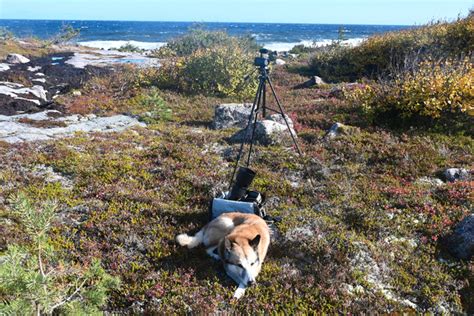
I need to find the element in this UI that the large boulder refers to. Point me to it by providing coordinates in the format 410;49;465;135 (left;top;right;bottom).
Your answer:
212;103;252;130
230;114;297;146
6;53;30;64
443;168;470;183
444;214;474;260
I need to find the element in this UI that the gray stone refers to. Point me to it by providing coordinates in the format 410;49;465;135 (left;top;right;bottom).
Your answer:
325;122;360;139
6;53;30;64
266;113;294;129
212;103;252;130
230;115;296;146
443;168;470;183
0;63;10;72
0;82;48;105
415;177;444;187
445;214;474;260
32;164;73;189
27;66;41;72
65;50;160;69
0;110;146;144
294;76;325;89
275;58;286;65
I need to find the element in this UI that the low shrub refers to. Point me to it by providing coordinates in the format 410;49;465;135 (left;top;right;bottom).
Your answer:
126;87;173;123
152;27;258;58
309;15;474;82
152;41;257;98
346;57;474;127
143;28;259;98
117;43;144;53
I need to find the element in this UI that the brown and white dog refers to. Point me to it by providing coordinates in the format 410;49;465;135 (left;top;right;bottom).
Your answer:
176;212;270;298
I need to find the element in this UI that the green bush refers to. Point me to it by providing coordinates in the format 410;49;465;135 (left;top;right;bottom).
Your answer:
309;15;474;82
0;194;120;315
127;87;173;123
155;42;256;98
346;57;474;126
152;27;259;58
117;43;144;53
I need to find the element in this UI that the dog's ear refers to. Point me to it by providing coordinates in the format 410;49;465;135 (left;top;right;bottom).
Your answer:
249;234;260;249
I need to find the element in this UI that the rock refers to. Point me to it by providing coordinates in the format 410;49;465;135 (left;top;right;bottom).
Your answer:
65;51;160;69
0;82;51;114
325;122;360;139
32;164;73;189
415;177;444;187
6;53;30;64
275;58;286;65
444;214;474;260
0;63;10;71
0;110;146;143
212;103;252;130
350;242;418;310
230;114;297;146
266;113;294;129
443;168;470;183
0;82;48;103
27;66;41;72
294;76;325;89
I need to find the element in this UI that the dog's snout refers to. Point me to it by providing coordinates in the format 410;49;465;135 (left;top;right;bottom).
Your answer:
247;280;256;287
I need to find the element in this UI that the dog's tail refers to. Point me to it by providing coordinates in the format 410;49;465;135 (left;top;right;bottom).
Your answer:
176;230;204;248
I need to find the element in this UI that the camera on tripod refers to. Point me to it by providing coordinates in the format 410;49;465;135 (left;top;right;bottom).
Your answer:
209;47;310;222
254;48;277;68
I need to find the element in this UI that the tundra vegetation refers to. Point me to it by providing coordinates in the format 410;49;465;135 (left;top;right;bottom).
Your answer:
0;18;473;314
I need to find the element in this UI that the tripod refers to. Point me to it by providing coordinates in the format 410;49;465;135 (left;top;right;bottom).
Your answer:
228;50;308;190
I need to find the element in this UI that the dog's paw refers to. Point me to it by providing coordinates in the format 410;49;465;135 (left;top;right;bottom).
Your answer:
233;284;246;299
176;234;193;247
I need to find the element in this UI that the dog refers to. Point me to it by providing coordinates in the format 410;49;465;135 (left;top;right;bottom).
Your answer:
176;212;270;299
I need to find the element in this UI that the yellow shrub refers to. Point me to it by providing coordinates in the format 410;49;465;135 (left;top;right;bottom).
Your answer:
347;57;474;122
310;15;474;82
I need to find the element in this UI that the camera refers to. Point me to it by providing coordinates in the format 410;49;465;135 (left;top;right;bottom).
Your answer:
210;167;265;220
254;48;277;68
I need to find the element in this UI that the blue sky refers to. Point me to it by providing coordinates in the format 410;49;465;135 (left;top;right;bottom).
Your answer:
0;0;472;25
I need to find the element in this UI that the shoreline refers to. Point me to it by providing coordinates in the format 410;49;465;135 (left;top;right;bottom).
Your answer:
77;37;366;52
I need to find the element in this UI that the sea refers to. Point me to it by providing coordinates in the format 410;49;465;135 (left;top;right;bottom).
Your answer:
0;19;411;51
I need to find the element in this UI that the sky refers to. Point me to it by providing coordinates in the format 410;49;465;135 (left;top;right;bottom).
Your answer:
0;0;472;25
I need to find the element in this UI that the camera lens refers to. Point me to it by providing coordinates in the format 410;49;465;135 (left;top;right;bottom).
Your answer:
228;167;256;200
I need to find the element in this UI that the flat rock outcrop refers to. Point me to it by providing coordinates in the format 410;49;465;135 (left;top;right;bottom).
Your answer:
0;110;145;143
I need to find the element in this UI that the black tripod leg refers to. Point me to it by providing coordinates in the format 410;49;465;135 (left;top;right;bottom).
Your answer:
246;84;263;166
228;79;263;190
266;76;316;188
266;76;303;156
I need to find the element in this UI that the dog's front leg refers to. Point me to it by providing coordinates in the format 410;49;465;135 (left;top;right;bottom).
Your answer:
233;283;247;299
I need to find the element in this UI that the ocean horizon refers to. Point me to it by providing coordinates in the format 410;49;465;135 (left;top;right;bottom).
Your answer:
0;19;412;51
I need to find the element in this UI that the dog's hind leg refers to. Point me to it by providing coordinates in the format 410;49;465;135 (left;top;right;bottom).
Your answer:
176;229;204;248
206;246;220;260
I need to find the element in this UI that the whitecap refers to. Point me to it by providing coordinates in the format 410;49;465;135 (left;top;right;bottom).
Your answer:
77;40;167;50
